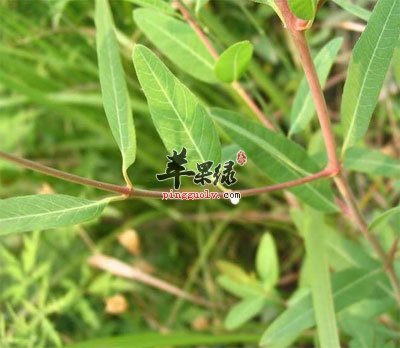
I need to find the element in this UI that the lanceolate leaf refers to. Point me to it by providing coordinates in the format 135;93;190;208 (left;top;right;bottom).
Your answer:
290;38;343;135
256;233;279;289
211;108;337;212
133;45;221;170
331;0;371;21
125;0;174;14
0;195;107;235
95;0;136;180
224;296;267;330
195;0;209;14
65;332;258;348
133;9;217;83
344;147;400;178
341;0;400;155
369;206;400;230
260;268;384;347
214;41;254;83
302;209;340;348
288;0;318;20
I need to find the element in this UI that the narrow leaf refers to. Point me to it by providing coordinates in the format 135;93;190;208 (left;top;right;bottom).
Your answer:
341;0;400;154
344;147;400;178
288;0;317;20
65;332;258;348
331;0;371;21
0;195;107;235
133;45;221;169
393;44;400;84
260;268;384;347
125;0;174;14
211;108;337;212
133;9;217;83
224;296;267;330
214;41;253;83
195;0;209;14
290;38;343;135
303;209;340;348
369;206;400;230
256;233;279;289
95;0;136;181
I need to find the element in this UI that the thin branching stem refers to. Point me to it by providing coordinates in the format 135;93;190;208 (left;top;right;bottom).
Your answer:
0;150;332;199
275;0;400;305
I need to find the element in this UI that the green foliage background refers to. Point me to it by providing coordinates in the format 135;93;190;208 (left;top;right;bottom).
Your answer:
0;0;399;347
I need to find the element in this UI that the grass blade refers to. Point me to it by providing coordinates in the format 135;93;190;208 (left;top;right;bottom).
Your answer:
260;268;384;347
95;0;136;184
341;0;400;155
303;209;340;348
0;195;107;235
65;332;258;348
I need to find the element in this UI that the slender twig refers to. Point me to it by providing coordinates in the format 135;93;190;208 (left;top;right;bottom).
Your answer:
0;150;333;199
0;150;132;196
275;0;339;174
88;254;213;308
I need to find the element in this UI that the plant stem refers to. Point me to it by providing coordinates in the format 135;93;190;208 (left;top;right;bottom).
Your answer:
275;0;400;305
0;150;132;196
0;150;333;199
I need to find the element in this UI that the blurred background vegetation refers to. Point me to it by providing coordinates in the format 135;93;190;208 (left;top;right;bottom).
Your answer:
0;0;399;347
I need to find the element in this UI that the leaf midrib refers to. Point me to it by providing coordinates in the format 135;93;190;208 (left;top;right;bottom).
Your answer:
0;200;103;224
137;49;206;163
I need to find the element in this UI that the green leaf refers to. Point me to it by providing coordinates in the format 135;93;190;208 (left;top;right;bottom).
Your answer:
289;38;343;135
0;195;107;235
260;268;384;348
250;0;285;22
216;260;253;283
287;0;317;20
331;0;371;21
195;0;209;14
341;0;400;154
324;228;378;271
344;147;400;178
369;206;400;230
302;209;340;348
214;41;253;83
393;44;400;84
211;108;337;213
256;233;279;289
65;332;259;348
132;45;221;169
224;296;267;330
133;9;217;83
217;275;265;298
125;0;174;14
95;0;136;181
